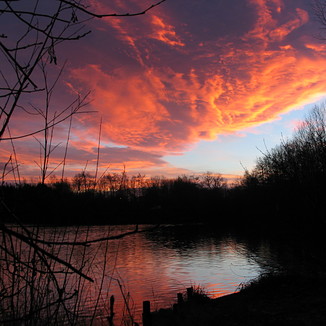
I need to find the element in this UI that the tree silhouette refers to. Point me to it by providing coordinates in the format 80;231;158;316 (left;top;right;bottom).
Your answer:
0;1;166;324
0;0;165;141
241;104;326;230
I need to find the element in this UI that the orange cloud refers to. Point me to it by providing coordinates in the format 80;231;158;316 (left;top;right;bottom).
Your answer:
269;8;309;41
70;1;326;153
70;65;172;149
305;43;326;53
244;1;308;43
4;0;326;180
150;15;185;46
244;0;276;42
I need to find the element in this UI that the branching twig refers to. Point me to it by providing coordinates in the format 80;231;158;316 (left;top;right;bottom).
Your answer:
60;0;166;18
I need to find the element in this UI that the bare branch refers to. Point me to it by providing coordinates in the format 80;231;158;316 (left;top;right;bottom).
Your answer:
20;224;160;247
60;0;166;18
0;93;93;141
0;224;94;282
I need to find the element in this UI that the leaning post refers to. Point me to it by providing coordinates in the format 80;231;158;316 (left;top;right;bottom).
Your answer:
108;295;115;326
187;287;193;301
142;300;151;326
177;293;184;304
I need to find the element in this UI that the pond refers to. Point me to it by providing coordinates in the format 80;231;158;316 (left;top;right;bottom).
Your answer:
1;224;279;325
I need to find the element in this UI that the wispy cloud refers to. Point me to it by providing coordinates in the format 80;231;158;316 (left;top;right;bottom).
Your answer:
69;0;326;150
4;0;326;178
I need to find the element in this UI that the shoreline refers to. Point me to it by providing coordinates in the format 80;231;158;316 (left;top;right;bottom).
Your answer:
151;273;326;326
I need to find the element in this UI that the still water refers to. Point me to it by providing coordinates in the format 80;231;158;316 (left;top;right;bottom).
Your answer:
3;224;278;325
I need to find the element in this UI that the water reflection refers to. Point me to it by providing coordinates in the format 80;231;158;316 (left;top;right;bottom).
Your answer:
86;224;276;323
2;224;277;325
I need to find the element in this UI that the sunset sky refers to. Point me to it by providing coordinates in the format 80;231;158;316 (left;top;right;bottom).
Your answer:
2;0;326;182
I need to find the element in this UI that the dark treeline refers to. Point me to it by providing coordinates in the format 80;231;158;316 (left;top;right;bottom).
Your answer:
2;105;326;238
0;172;228;226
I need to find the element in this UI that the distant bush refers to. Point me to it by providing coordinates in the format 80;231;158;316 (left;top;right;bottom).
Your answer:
240;104;326;231
249;105;326;188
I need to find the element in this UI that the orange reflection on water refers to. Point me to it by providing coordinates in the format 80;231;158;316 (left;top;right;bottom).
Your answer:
2;225;270;325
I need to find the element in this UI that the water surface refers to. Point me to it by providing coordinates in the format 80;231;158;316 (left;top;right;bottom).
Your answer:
2;224;277;325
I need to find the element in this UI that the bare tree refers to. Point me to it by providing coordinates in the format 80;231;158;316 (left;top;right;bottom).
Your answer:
0;1;165;324
246;104;326;191
72;171;95;192
200;172;226;189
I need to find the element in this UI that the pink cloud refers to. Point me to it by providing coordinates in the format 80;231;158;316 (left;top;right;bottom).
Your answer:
150;15;185;46
68;0;326;155
3;0;326;180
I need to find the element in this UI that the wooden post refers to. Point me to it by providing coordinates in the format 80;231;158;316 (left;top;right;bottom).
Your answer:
177;293;183;305
187;287;193;300
108;295;115;326
142;300;151;326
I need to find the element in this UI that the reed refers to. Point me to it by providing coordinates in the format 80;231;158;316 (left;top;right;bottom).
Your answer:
0;224;139;325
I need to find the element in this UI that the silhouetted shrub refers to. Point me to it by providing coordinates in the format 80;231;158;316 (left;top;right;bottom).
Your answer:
241;104;326;232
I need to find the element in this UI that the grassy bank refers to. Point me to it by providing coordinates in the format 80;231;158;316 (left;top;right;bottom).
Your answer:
152;273;326;326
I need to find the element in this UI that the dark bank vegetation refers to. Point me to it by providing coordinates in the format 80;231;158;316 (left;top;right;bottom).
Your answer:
152;272;326;326
0;171;227;225
233;105;326;236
